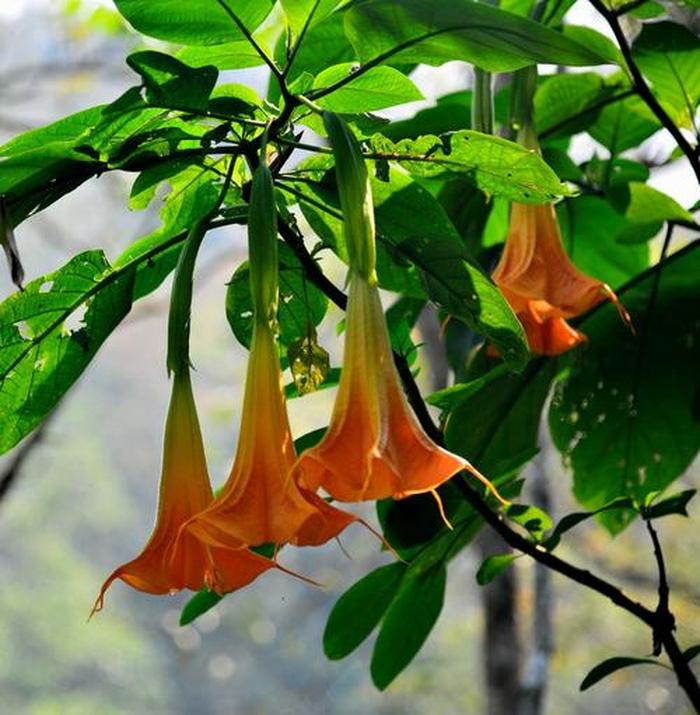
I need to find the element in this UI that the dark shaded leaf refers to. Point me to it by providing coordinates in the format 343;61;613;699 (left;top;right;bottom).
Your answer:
580;656;664;691
645;489;696;520
370;564;446;690
324;562;407;660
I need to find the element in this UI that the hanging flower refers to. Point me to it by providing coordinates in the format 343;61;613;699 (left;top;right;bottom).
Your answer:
492;202;632;355
296;271;475;505
180;320;357;552
178;159;356;555
91;373;276;615
295;112;503;513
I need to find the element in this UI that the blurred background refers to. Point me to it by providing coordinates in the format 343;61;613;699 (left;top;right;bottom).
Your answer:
0;2;698;714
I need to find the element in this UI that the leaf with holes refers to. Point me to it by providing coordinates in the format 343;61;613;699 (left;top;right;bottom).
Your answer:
369;131;573;204
226;241;329;354
549;243;700;533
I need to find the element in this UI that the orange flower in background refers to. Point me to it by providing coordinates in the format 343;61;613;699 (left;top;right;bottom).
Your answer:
181;320;357;553
295;273;497;507
492;202;632;355
91;373;276;615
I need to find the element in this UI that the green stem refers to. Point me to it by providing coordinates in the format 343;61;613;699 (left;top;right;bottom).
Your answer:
472;68;494;134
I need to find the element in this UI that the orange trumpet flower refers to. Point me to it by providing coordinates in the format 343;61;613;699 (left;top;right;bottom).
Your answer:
91;373;276;615
492;202;632;355
181;319;356;552
295;272;497;507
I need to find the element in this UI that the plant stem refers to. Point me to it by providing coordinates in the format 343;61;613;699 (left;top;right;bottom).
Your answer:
588;0;700;183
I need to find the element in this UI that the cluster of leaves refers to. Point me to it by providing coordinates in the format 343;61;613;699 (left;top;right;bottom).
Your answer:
0;0;698;700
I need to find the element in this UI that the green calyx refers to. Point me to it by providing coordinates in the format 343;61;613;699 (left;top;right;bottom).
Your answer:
248;160;279;325
323;111;377;283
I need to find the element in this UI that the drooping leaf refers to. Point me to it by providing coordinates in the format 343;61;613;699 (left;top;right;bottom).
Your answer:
396;236;528;370
113;0;274;45
370;564;447;690
180;589;222;626
342;0;609;74
369;131;573;204
580;656;665;691
126;50;219;112
323;562;407;660
314;64;423;113
476;554;518;585
543;497;635;551
549;243;700;533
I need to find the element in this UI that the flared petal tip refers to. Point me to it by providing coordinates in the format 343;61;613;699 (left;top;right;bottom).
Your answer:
602;284;635;336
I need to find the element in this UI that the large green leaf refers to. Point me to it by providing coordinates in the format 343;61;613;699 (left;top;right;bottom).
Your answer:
396;237;529;370
632;22;700;130
323;562;407;660
0;108;105;224
370;131;573;204
370;564;447;690
556;196;650;287
0;168;222;454
549;243;700;533
587;91;660;153
444;357;556;476
113;0;274;45
280;0;342;39
314;64;423;112
341;0;609;74
126;51;219;112
536;73;623;139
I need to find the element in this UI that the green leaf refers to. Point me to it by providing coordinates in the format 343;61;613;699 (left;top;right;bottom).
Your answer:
608;183;694;238
280;0;342;39
180;589;222;626
476;554;518;585
226;241;329;354
549;243;700;533
580;656;664;691
543;497;635;550
633;22;700;129
396;236;528;370
426;363;510;411
370;131;573;204
556;196;650;288
343;0;609;73
126;51;218;112
535;72;620;139
444;357;556;477
684;644;700;663
587;90;659;153
177;41;266;70
113;0;274;45
561;25;623;65
0;252;135;454
645;489;697;519
323;562;406;660
505;503;553;540
0;106;103;157
314;64;423;112
370;564;446;690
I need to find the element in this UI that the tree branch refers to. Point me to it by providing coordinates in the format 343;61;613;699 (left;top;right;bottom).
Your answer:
588;0;700;183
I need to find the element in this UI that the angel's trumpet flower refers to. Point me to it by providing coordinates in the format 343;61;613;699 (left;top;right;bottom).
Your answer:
180;162;356;553
91;373;275;615
295;112;503;512
492;202;632;355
